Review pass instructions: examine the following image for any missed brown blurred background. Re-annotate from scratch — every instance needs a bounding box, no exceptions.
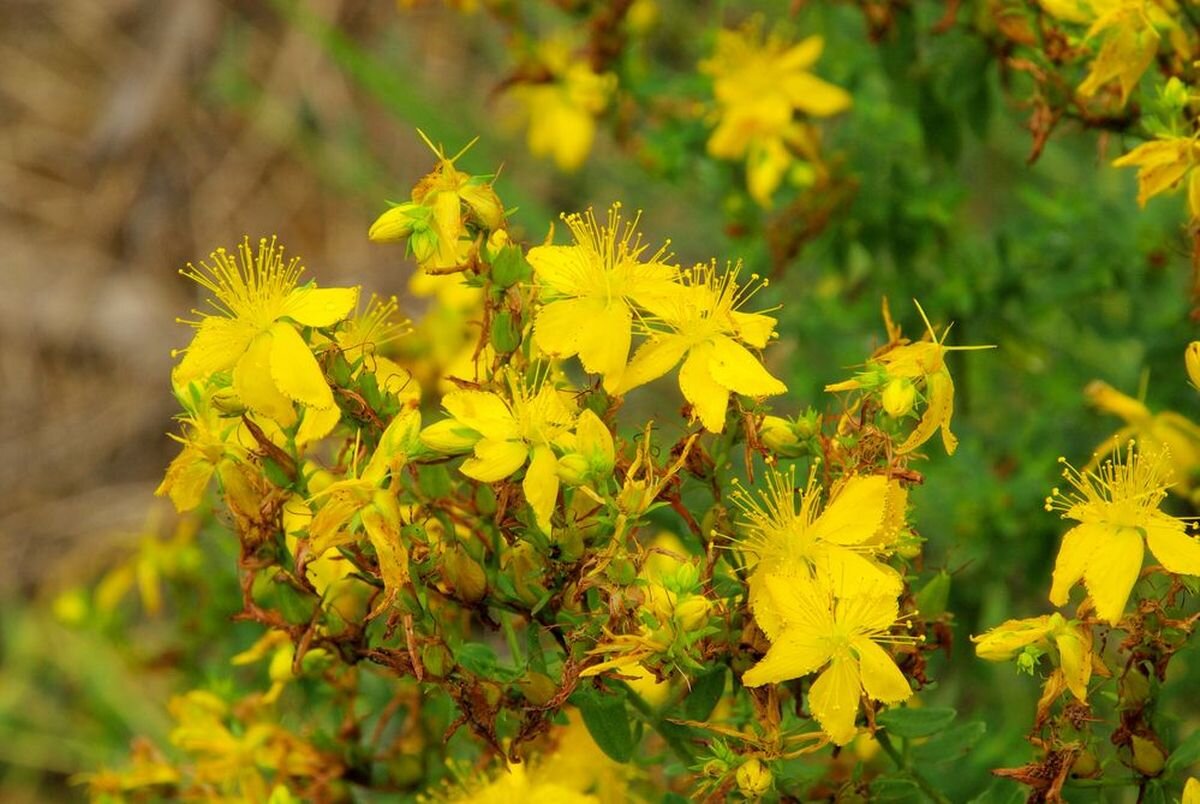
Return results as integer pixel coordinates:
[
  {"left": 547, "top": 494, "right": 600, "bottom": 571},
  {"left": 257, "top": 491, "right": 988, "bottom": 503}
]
[{"left": 0, "top": 0, "right": 525, "bottom": 594}]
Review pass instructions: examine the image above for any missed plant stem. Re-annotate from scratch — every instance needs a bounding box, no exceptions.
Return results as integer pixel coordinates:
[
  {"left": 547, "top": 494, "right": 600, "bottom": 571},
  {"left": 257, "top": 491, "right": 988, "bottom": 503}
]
[
  {"left": 618, "top": 681, "right": 697, "bottom": 765},
  {"left": 875, "top": 731, "right": 952, "bottom": 804}
]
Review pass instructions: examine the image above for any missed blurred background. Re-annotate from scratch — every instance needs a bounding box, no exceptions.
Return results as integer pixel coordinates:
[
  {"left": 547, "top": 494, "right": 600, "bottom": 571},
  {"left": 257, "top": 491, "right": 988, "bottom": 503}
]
[{"left": 2, "top": 0, "right": 1198, "bottom": 800}]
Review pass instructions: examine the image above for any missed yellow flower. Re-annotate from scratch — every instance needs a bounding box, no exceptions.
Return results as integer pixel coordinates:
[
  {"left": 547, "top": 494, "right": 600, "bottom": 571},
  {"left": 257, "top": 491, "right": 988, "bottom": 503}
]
[
  {"left": 173, "top": 237, "right": 359, "bottom": 421},
  {"left": 304, "top": 408, "right": 421, "bottom": 618},
  {"left": 369, "top": 134, "right": 505, "bottom": 273},
  {"left": 1076, "top": 2, "right": 1164, "bottom": 105},
  {"left": 421, "top": 374, "right": 577, "bottom": 532},
  {"left": 334, "top": 294, "right": 420, "bottom": 404},
  {"left": 826, "top": 302, "right": 991, "bottom": 455},
  {"left": 972, "top": 613, "right": 1092, "bottom": 701},
  {"left": 731, "top": 467, "right": 904, "bottom": 632},
  {"left": 1046, "top": 442, "right": 1200, "bottom": 624},
  {"left": 1085, "top": 380, "right": 1200, "bottom": 498},
  {"left": 529, "top": 205, "right": 678, "bottom": 392},
  {"left": 741, "top": 575, "right": 913, "bottom": 745},
  {"left": 510, "top": 39, "right": 616, "bottom": 172},
  {"left": 700, "top": 20, "right": 850, "bottom": 206},
  {"left": 618, "top": 262, "right": 786, "bottom": 432},
  {"left": 1112, "top": 136, "right": 1200, "bottom": 220},
  {"left": 156, "top": 382, "right": 250, "bottom": 512}
]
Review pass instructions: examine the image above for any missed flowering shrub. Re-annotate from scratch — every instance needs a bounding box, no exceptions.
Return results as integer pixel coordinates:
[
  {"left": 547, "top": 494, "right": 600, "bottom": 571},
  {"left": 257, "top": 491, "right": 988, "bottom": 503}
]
[{"left": 43, "top": 3, "right": 1200, "bottom": 803}]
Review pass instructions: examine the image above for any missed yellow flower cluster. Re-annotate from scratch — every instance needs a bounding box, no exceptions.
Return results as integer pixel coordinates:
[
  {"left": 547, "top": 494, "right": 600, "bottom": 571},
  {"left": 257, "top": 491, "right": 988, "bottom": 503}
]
[
  {"left": 733, "top": 468, "right": 915, "bottom": 745},
  {"left": 700, "top": 19, "right": 850, "bottom": 207}
]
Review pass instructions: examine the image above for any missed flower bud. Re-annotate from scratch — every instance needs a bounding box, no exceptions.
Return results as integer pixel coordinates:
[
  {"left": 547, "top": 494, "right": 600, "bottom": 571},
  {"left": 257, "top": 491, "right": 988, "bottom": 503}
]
[
  {"left": 556, "top": 453, "right": 591, "bottom": 486},
  {"left": 760, "top": 415, "right": 803, "bottom": 457},
  {"left": 518, "top": 671, "right": 558, "bottom": 706},
  {"left": 1187, "top": 341, "right": 1200, "bottom": 389},
  {"left": 490, "top": 243, "right": 531, "bottom": 288},
  {"left": 673, "top": 596, "right": 712, "bottom": 630},
  {"left": 489, "top": 310, "right": 522, "bottom": 354},
  {"left": 421, "top": 643, "right": 452, "bottom": 678},
  {"left": 1071, "top": 749, "right": 1100, "bottom": 778},
  {"left": 369, "top": 202, "right": 426, "bottom": 243},
  {"left": 882, "top": 377, "right": 917, "bottom": 418},
  {"left": 735, "top": 758, "right": 772, "bottom": 798},
  {"left": 1130, "top": 734, "right": 1165, "bottom": 777},
  {"left": 442, "top": 546, "right": 487, "bottom": 603},
  {"left": 420, "top": 419, "right": 481, "bottom": 454}
]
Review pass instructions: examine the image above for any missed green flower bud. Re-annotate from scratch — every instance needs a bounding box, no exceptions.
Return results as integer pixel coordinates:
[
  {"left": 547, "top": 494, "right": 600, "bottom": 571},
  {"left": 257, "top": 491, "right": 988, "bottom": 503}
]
[
  {"left": 490, "top": 310, "right": 522, "bottom": 354},
  {"left": 490, "top": 243, "right": 531, "bottom": 288},
  {"left": 443, "top": 546, "right": 487, "bottom": 604},
  {"left": 1131, "top": 735, "right": 1165, "bottom": 777}
]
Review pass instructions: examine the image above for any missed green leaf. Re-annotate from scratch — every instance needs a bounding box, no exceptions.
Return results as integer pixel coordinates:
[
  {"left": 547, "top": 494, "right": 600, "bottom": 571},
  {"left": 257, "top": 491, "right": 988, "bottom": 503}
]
[
  {"left": 453, "top": 642, "right": 499, "bottom": 677},
  {"left": 870, "top": 774, "right": 923, "bottom": 802},
  {"left": 911, "top": 721, "right": 987, "bottom": 765},
  {"left": 684, "top": 666, "right": 726, "bottom": 721},
  {"left": 1165, "top": 728, "right": 1200, "bottom": 775},
  {"left": 877, "top": 706, "right": 957, "bottom": 739},
  {"left": 574, "top": 688, "right": 635, "bottom": 763}
]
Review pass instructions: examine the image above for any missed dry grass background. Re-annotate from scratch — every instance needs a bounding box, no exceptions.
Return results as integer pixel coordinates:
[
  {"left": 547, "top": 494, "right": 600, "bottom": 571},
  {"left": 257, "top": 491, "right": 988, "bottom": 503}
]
[{"left": 0, "top": 0, "right": 508, "bottom": 595}]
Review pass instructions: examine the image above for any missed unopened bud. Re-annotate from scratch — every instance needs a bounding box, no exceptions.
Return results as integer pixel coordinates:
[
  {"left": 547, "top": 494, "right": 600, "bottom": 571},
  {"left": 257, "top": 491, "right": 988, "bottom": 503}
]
[
  {"left": 518, "top": 671, "right": 558, "bottom": 706},
  {"left": 1071, "top": 749, "right": 1100, "bottom": 778},
  {"left": 1130, "top": 734, "right": 1165, "bottom": 777},
  {"left": 760, "top": 415, "right": 803, "bottom": 457},
  {"left": 674, "top": 596, "right": 712, "bottom": 630},
  {"left": 1187, "top": 342, "right": 1200, "bottom": 389},
  {"left": 882, "top": 378, "right": 917, "bottom": 418},
  {"left": 420, "top": 420, "right": 481, "bottom": 454},
  {"left": 369, "top": 202, "right": 426, "bottom": 243},
  {"left": 735, "top": 758, "right": 772, "bottom": 798},
  {"left": 490, "top": 244, "right": 530, "bottom": 288},
  {"left": 443, "top": 546, "right": 487, "bottom": 603},
  {"left": 489, "top": 310, "right": 522, "bottom": 354}
]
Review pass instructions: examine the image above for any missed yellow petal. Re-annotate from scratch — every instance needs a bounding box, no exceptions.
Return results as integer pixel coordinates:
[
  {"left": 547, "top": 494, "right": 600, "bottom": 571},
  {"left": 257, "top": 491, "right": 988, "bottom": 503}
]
[
  {"left": 777, "top": 36, "right": 824, "bottom": 72},
  {"left": 443, "top": 390, "right": 519, "bottom": 441},
  {"left": 813, "top": 476, "right": 889, "bottom": 546},
  {"left": 809, "top": 656, "right": 862, "bottom": 746},
  {"left": 618, "top": 334, "right": 690, "bottom": 394},
  {"left": 173, "top": 317, "right": 257, "bottom": 386},
  {"left": 461, "top": 438, "right": 528, "bottom": 483},
  {"left": 781, "top": 72, "right": 852, "bottom": 117},
  {"left": 1144, "top": 515, "right": 1200, "bottom": 576},
  {"left": 523, "top": 445, "right": 561, "bottom": 533},
  {"left": 363, "top": 408, "right": 422, "bottom": 485},
  {"left": 897, "top": 369, "right": 956, "bottom": 455},
  {"left": 235, "top": 331, "right": 298, "bottom": 424},
  {"left": 1050, "top": 523, "right": 1095, "bottom": 607},
  {"left": 836, "top": 591, "right": 900, "bottom": 635},
  {"left": 756, "top": 571, "right": 833, "bottom": 635},
  {"left": 576, "top": 301, "right": 633, "bottom": 391},
  {"left": 1083, "top": 526, "right": 1144, "bottom": 625},
  {"left": 297, "top": 403, "right": 340, "bottom": 445},
  {"left": 1053, "top": 628, "right": 1091, "bottom": 702},
  {"left": 679, "top": 343, "right": 730, "bottom": 432},
  {"left": 708, "top": 336, "right": 787, "bottom": 397},
  {"left": 156, "top": 447, "right": 216, "bottom": 512},
  {"left": 731, "top": 312, "right": 777, "bottom": 349},
  {"left": 741, "top": 631, "right": 830, "bottom": 687},
  {"left": 362, "top": 493, "right": 409, "bottom": 620},
  {"left": 814, "top": 546, "right": 904, "bottom": 599},
  {"left": 852, "top": 638, "right": 911, "bottom": 704},
  {"left": 268, "top": 321, "right": 334, "bottom": 409},
  {"left": 527, "top": 245, "right": 591, "bottom": 296},
  {"left": 281, "top": 286, "right": 359, "bottom": 328},
  {"left": 1183, "top": 777, "right": 1200, "bottom": 804}
]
